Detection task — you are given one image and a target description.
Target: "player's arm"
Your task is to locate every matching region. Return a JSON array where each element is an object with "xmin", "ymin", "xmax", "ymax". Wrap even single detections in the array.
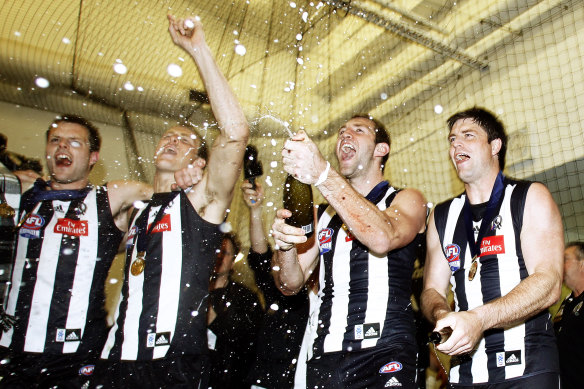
[
  {"xmin": 421, "ymin": 209, "xmax": 453, "ymax": 324},
  {"xmin": 168, "ymin": 15, "xmax": 249, "ymax": 224},
  {"xmin": 106, "ymin": 180, "xmax": 153, "ymax": 231},
  {"xmin": 320, "ymin": 177, "xmax": 427, "ymax": 255},
  {"xmin": 271, "ymin": 208, "xmax": 320, "ymax": 295}
]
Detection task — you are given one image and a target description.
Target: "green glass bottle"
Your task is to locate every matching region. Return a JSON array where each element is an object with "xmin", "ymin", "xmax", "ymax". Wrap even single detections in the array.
[{"xmin": 283, "ymin": 174, "xmax": 314, "ymax": 238}]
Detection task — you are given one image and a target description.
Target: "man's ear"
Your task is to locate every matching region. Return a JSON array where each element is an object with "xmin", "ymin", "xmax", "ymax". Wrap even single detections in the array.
[
  {"xmin": 374, "ymin": 143, "xmax": 390, "ymax": 158},
  {"xmin": 89, "ymin": 151, "xmax": 99, "ymax": 167},
  {"xmin": 491, "ymin": 138, "xmax": 502, "ymax": 157}
]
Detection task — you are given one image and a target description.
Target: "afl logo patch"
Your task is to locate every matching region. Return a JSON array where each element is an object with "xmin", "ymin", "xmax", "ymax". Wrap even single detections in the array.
[
  {"xmin": 19, "ymin": 214, "xmax": 45, "ymax": 239},
  {"xmin": 318, "ymin": 228, "xmax": 333, "ymax": 254},
  {"xmin": 379, "ymin": 361, "xmax": 402, "ymax": 374},
  {"xmin": 444, "ymin": 243, "xmax": 461, "ymax": 272},
  {"xmin": 78, "ymin": 365, "xmax": 95, "ymax": 376}
]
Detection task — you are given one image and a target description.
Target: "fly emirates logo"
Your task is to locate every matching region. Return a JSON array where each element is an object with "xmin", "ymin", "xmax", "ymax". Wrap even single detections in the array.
[
  {"xmin": 54, "ymin": 218, "xmax": 89, "ymax": 236},
  {"xmin": 479, "ymin": 235, "xmax": 505, "ymax": 257}
]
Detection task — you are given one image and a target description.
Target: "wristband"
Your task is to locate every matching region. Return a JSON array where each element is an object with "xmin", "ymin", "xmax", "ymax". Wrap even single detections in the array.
[{"xmin": 314, "ymin": 161, "xmax": 330, "ymax": 186}]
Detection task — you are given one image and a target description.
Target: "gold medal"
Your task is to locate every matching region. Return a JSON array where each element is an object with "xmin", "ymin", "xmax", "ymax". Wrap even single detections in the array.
[
  {"xmin": 130, "ymin": 252, "xmax": 146, "ymax": 276},
  {"xmin": 468, "ymin": 256, "xmax": 478, "ymax": 281},
  {"xmin": 0, "ymin": 203, "xmax": 15, "ymax": 219}
]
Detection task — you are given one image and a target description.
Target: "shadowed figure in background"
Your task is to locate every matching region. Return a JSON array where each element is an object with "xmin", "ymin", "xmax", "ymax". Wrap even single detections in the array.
[{"xmin": 207, "ymin": 232, "xmax": 263, "ymax": 389}]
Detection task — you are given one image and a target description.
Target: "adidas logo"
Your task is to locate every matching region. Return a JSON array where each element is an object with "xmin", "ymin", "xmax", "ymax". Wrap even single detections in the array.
[
  {"xmin": 156, "ymin": 334, "xmax": 169, "ymax": 345},
  {"xmin": 385, "ymin": 377, "xmax": 402, "ymax": 387},
  {"xmin": 66, "ymin": 331, "xmax": 80, "ymax": 341},
  {"xmin": 365, "ymin": 327, "xmax": 378, "ymax": 337},
  {"xmin": 506, "ymin": 354, "xmax": 519, "ymax": 363}
]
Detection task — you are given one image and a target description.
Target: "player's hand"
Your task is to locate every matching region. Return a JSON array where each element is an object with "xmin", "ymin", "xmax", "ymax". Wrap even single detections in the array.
[
  {"xmin": 172, "ymin": 158, "xmax": 206, "ymax": 191},
  {"xmin": 167, "ymin": 14, "xmax": 206, "ymax": 53},
  {"xmin": 271, "ymin": 208, "xmax": 308, "ymax": 251},
  {"xmin": 241, "ymin": 180, "xmax": 264, "ymax": 209},
  {"xmin": 282, "ymin": 130, "xmax": 327, "ymax": 185},
  {"xmin": 435, "ymin": 311, "xmax": 484, "ymax": 355}
]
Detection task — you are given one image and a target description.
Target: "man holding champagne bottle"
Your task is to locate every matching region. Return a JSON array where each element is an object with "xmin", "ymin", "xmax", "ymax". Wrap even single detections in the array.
[{"xmin": 271, "ymin": 114, "xmax": 427, "ymax": 389}]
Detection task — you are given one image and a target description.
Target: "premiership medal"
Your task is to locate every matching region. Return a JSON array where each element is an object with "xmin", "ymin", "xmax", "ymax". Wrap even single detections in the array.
[
  {"xmin": 131, "ymin": 252, "xmax": 146, "ymax": 276},
  {"xmin": 0, "ymin": 203, "xmax": 15, "ymax": 219},
  {"xmin": 468, "ymin": 256, "xmax": 478, "ymax": 281}
]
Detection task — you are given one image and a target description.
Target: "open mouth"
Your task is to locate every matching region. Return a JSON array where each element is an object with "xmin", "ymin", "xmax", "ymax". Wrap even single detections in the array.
[
  {"xmin": 455, "ymin": 153, "xmax": 470, "ymax": 162},
  {"xmin": 340, "ymin": 142, "xmax": 356, "ymax": 160},
  {"xmin": 55, "ymin": 153, "xmax": 72, "ymax": 167}
]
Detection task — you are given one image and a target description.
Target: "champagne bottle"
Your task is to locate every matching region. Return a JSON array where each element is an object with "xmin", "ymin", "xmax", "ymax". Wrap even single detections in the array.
[
  {"xmin": 283, "ymin": 174, "xmax": 314, "ymax": 238},
  {"xmin": 243, "ymin": 145, "xmax": 263, "ymax": 190},
  {"xmin": 428, "ymin": 327, "xmax": 453, "ymax": 345}
]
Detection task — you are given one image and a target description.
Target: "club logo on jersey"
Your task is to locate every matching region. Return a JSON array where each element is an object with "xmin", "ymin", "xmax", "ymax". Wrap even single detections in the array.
[
  {"xmin": 54, "ymin": 218, "xmax": 88, "ymax": 236},
  {"xmin": 147, "ymin": 331, "xmax": 171, "ymax": 347},
  {"xmin": 496, "ymin": 350, "xmax": 522, "ymax": 367},
  {"xmin": 56, "ymin": 328, "xmax": 81, "ymax": 342},
  {"xmin": 354, "ymin": 323, "xmax": 380, "ymax": 340},
  {"xmin": 444, "ymin": 243, "xmax": 461, "ymax": 272},
  {"xmin": 19, "ymin": 214, "xmax": 45, "ymax": 239},
  {"xmin": 148, "ymin": 214, "xmax": 171, "ymax": 234},
  {"xmin": 479, "ymin": 235, "xmax": 505, "ymax": 257},
  {"xmin": 491, "ymin": 215, "xmax": 502, "ymax": 231},
  {"xmin": 75, "ymin": 203, "xmax": 87, "ymax": 216},
  {"xmin": 380, "ymin": 361, "xmax": 402, "ymax": 374},
  {"xmin": 318, "ymin": 228, "xmax": 333, "ymax": 254},
  {"xmin": 78, "ymin": 365, "xmax": 95, "ymax": 376}
]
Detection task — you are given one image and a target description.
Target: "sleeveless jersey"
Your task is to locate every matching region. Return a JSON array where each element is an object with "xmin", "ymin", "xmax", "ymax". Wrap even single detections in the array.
[
  {"xmin": 310, "ymin": 181, "xmax": 422, "ymax": 357},
  {"xmin": 433, "ymin": 178, "xmax": 559, "ymax": 385},
  {"xmin": 0, "ymin": 185, "xmax": 122, "ymax": 355},
  {"xmin": 101, "ymin": 191, "xmax": 222, "ymax": 361}
]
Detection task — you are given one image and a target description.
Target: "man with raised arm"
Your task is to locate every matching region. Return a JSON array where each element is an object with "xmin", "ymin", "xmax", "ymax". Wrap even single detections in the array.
[
  {"xmin": 271, "ymin": 115, "xmax": 427, "ymax": 389},
  {"xmin": 0, "ymin": 115, "xmax": 152, "ymax": 388},
  {"xmin": 97, "ymin": 14, "xmax": 249, "ymax": 388},
  {"xmin": 421, "ymin": 107, "xmax": 563, "ymax": 388}
]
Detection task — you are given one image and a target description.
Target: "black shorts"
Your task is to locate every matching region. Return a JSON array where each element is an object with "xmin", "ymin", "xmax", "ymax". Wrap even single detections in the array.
[
  {"xmin": 307, "ymin": 343, "xmax": 418, "ymax": 389},
  {"xmin": 92, "ymin": 354, "xmax": 208, "ymax": 389},
  {"xmin": 449, "ymin": 372, "xmax": 560, "ymax": 389},
  {"xmin": 0, "ymin": 350, "xmax": 98, "ymax": 389}
]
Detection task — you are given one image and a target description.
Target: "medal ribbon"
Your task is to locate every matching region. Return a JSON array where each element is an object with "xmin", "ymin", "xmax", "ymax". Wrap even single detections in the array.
[
  {"xmin": 462, "ymin": 172, "xmax": 505, "ymax": 261},
  {"xmin": 22, "ymin": 179, "xmax": 93, "ymax": 212}
]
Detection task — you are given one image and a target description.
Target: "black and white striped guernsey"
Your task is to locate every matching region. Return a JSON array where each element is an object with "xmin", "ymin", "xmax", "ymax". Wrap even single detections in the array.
[
  {"xmin": 309, "ymin": 181, "xmax": 423, "ymax": 358},
  {"xmin": 101, "ymin": 190, "xmax": 222, "ymax": 361},
  {"xmin": 0, "ymin": 185, "xmax": 122, "ymax": 355},
  {"xmin": 433, "ymin": 177, "xmax": 559, "ymax": 385}
]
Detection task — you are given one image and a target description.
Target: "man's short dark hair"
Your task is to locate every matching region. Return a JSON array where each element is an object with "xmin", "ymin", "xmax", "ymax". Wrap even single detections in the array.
[
  {"xmin": 222, "ymin": 232, "xmax": 241, "ymax": 257},
  {"xmin": 447, "ymin": 107, "xmax": 508, "ymax": 170},
  {"xmin": 566, "ymin": 242, "xmax": 584, "ymax": 261},
  {"xmin": 47, "ymin": 114, "xmax": 101, "ymax": 153},
  {"xmin": 350, "ymin": 114, "xmax": 391, "ymax": 172}
]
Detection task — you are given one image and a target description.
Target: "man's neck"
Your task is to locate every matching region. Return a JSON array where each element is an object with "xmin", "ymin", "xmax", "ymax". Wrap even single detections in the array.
[
  {"xmin": 49, "ymin": 179, "xmax": 90, "ymax": 191},
  {"xmin": 573, "ymin": 282, "xmax": 584, "ymax": 298},
  {"xmin": 464, "ymin": 169, "xmax": 501, "ymax": 204},
  {"xmin": 153, "ymin": 171, "xmax": 175, "ymax": 193},
  {"xmin": 347, "ymin": 169, "xmax": 385, "ymax": 197}
]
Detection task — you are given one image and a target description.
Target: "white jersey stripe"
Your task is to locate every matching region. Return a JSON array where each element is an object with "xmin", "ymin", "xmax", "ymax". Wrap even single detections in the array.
[
  {"xmin": 323, "ymin": 224, "xmax": 350, "ymax": 353},
  {"xmin": 121, "ymin": 229, "xmax": 148, "ymax": 360},
  {"xmin": 154, "ymin": 203, "xmax": 182, "ymax": 359},
  {"xmin": 25, "ymin": 210, "xmax": 62, "ymax": 352},
  {"xmin": 63, "ymin": 194, "xmax": 99, "ymax": 353}
]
